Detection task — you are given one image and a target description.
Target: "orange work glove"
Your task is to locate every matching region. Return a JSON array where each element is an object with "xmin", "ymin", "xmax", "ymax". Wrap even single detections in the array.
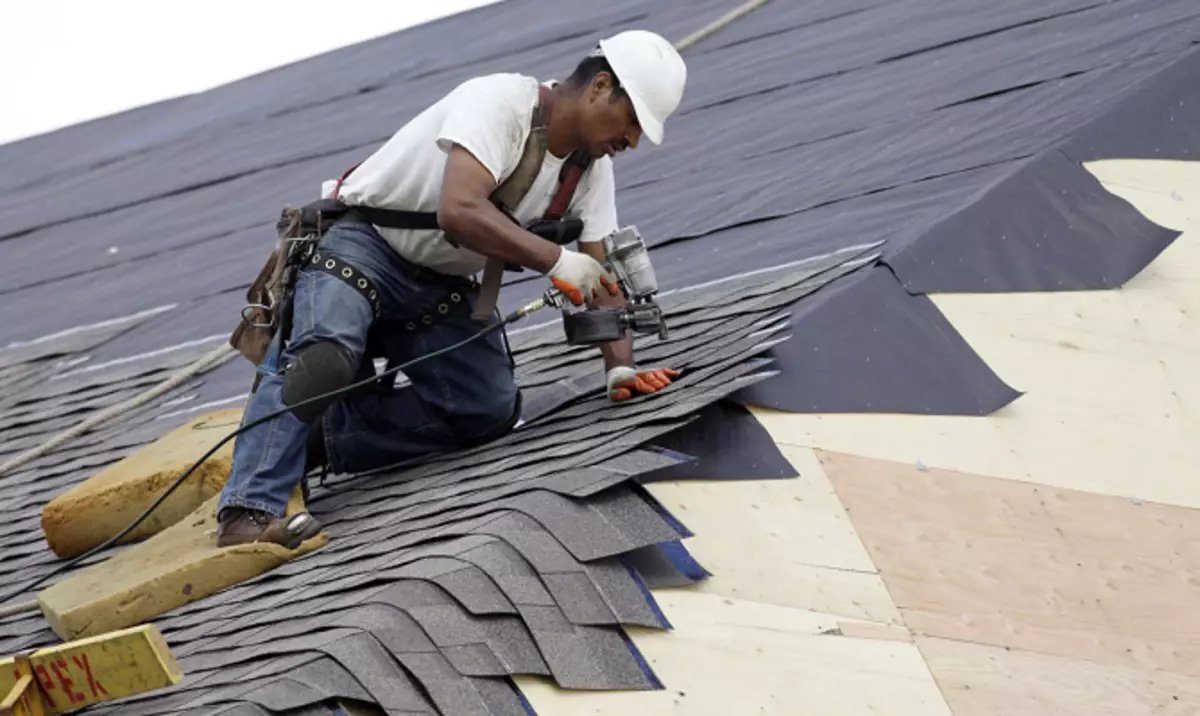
[{"xmin": 606, "ymin": 366, "xmax": 682, "ymax": 402}]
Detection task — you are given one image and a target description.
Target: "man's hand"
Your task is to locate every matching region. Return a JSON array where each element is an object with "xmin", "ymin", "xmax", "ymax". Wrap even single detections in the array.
[
  {"xmin": 547, "ymin": 248, "xmax": 620, "ymax": 306},
  {"xmin": 606, "ymin": 366, "xmax": 681, "ymax": 402}
]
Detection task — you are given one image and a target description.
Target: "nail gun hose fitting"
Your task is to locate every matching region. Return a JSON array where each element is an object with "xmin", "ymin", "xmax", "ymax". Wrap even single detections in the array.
[{"xmin": 0, "ymin": 299, "xmax": 549, "ymax": 609}]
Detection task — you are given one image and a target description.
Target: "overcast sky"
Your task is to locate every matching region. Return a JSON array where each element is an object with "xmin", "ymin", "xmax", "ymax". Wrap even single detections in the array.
[{"xmin": 0, "ymin": 0, "xmax": 499, "ymax": 147}]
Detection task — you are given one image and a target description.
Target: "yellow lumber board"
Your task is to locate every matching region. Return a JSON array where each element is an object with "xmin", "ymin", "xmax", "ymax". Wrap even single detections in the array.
[
  {"xmin": 0, "ymin": 625, "xmax": 181, "ymax": 714},
  {"xmin": 40, "ymin": 409, "xmax": 243, "ymax": 558},
  {"xmin": 37, "ymin": 489, "xmax": 325, "ymax": 641},
  {"xmin": 643, "ymin": 445, "xmax": 902, "ymax": 625}
]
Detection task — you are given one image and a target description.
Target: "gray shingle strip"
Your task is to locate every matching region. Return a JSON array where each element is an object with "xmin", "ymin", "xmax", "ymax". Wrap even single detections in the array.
[
  {"xmin": 520, "ymin": 332, "xmax": 786, "ymax": 431},
  {"xmin": 4, "ymin": 448, "xmax": 131, "ymax": 494},
  {"xmin": 157, "ymin": 655, "xmax": 383, "ymax": 715},
  {"xmin": 0, "ymin": 514, "xmax": 51, "ymax": 542},
  {"xmin": 347, "ymin": 342, "xmax": 773, "ymax": 502},
  {"xmin": 453, "ymin": 539, "xmax": 665, "ymax": 630},
  {"xmin": 0, "ymin": 314, "xmax": 155, "ymax": 371},
  {"xmin": 514, "ymin": 304, "xmax": 789, "ymax": 391},
  {"xmin": 159, "ymin": 535, "xmax": 505, "ymax": 629},
  {"xmin": 184, "ymin": 563, "xmax": 513, "ymax": 652},
  {"xmin": 186, "ymin": 603, "xmax": 504, "ymax": 716},
  {"xmin": 447, "ymin": 311, "xmax": 785, "ymax": 466},
  {"xmin": 319, "ymin": 423, "xmax": 679, "ymax": 526},
  {"xmin": 324, "ymin": 484, "xmax": 681, "ymax": 565},
  {"xmin": 7, "ymin": 366, "xmax": 169, "ymax": 411},
  {"xmin": 514, "ymin": 604, "xmax": 661, "ymax": 690},
  {"xmin": 260, "ymin": 509, "xmax": 673, "ymax": 637},
  {"xmin": 511, "ymin": 299, "xmax": 787, "ymax": 386},
  {"xmin": 506, "ymin": 241, "xmax": 872, "ymax": 360},
  {"xmin": 166, "ymin": 567, "xmax": 542, "ymax": 680},
  {"xmin": 471, "ymin": 677, "xmax": 537, "ymax": 716},
  {"xmin": 33, "ymin": 341, "xmax": 222, "ymax": 396},
  {"xmin": 313, "ymin": 448, "xmax": 688, "ymax": 529},
  {"xmin": 306, "ymin": 581, "xmax": 548, "ymax": 677},
  {"xmin": 177, "ymin": 628, "xmax": 438, "ymax": 713}
]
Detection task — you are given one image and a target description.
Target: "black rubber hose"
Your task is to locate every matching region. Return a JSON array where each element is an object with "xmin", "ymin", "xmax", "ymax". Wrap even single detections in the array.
[{"xmin": 0, "ymin": 307, "xmax": 531, "ymax": 608}]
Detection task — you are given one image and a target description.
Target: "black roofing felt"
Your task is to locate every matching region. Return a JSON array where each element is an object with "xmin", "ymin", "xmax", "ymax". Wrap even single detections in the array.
[{"xmin": 0, "ymin": 0, "xmax": 1197, "ymax": 713}]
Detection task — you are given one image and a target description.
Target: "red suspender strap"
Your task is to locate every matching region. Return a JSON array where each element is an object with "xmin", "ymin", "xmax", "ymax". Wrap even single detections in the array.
[
  {"xmin": 331, "ymin": 162, "xmax": 361, "ymax": 200},
  {"xmin": 544, "ymin": 152, "xmax": 589, "ymax": 222}
]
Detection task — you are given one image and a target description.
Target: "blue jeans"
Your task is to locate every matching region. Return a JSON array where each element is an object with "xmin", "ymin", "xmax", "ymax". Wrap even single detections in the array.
[{"xmin": 218, "ymin": 217, "xmax": 521, "ymax": 517}]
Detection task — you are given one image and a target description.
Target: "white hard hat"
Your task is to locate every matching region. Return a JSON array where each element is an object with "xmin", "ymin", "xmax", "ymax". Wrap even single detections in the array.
[{"xmin": 595, "ymin": 30, "xmax": 687, "ymax": 145}]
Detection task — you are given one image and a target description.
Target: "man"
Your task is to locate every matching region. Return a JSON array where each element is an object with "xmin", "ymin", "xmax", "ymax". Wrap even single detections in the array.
[{"xmin": 216, "ymin": 30, "xmax": 688, "ymax": 547}]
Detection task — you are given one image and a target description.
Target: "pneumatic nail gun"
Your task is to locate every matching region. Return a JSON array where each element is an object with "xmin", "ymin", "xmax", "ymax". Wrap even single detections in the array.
[{"xmin": 543, "ymin": 225, "xmax": 669, "ymax": 346}]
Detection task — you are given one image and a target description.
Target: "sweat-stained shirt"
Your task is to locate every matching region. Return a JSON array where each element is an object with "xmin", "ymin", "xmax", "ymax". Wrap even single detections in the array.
[{"xmin": 324, "ymin": 73, "xmax": 619, "ymax": 278}]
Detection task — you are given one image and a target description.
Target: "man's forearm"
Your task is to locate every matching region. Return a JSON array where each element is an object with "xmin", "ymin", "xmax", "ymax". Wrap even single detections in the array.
[
  {"xmin": 438, "ymin": 198, "xmax": 560, "ymax": 273},
  {"xmin": 590, "ymin": 280, "xmax": 636, "ymax": 371}
]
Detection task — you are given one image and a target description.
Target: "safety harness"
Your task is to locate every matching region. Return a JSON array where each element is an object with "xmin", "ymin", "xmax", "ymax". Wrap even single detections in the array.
[{"xmin": 229, "ymin": 84, "xmax": 592, "ymax": 368}]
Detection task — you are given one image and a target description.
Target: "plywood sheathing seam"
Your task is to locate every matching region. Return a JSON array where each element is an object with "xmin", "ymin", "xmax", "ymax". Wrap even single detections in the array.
[{"xmin": 820, "ymin": 450, "xmax": 1200, "ymax": 713}]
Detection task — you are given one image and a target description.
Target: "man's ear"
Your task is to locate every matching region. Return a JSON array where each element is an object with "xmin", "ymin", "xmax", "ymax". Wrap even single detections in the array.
[{"xmin": 590, "ymin": 71, "xmax": 615, "ymax": 101}]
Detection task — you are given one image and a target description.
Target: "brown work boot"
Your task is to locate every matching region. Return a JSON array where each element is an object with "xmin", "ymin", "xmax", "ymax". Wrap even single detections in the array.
[{"xmin": 216, "ymin": 507, "xmax": 323, "ymax": 549}]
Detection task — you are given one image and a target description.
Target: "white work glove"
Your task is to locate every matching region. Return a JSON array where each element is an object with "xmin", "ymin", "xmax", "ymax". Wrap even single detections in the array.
[
  {"xmin": 606, "ymin": 366, "xmax": 682, "ymax": 402},
  {"xmin": 547, "ymin": 247, "xmax": 619, "ymax": 306}
]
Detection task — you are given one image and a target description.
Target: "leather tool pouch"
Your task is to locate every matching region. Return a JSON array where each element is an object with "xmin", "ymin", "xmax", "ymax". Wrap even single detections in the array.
[{"xmin": 229, "ymin": 205, "xmax": 330, "ymax": 366}]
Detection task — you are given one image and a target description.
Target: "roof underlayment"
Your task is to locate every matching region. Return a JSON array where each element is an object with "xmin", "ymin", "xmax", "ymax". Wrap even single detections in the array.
[{"xmin": 0, "ymin": 0, "xmax": 1197, "ymax": 714}]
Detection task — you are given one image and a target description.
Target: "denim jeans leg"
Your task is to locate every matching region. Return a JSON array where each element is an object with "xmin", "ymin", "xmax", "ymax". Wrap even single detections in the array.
[
  {"xmin": 218, "ymin": 250, "xmax": 375, "ymax": 517},
  {"xmin": 323, "ymin": 280, "xmax": 520, "ymax": 475}
]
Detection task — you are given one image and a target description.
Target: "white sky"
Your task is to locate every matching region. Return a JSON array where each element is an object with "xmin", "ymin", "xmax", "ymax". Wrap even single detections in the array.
[{"xmin": 0, "ymin": 0, "xmax": 500, "ymax": 147}]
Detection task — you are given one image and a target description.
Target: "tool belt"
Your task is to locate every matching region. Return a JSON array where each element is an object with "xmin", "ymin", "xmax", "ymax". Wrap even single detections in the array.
[{"xmin": 229, "ymin": 83, "xmax": 591, "ymax": 368}]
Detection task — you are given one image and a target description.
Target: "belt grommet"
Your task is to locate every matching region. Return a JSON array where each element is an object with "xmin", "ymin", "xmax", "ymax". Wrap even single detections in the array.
[
  {"xmin": 357, "ymin": 278, "xmax": 367, "ymax": 289},
  {"xmin": 422, "ymin": 315, "xmax": 433, "ymax": 325},
  {"xmin": 325, "ymin": 259, "xmax": 336, "ymax": 270},
  {"xmin": 341, "ymin": 267, "xmax": 352, "ymax": 278},
  {"xmin": 369, "ymin": 290, "xmax": 377, "ymax": 301},
  {"xmin": 406, "ymin": 322, "xmax": 416, "ymax": 331},
  {"xmin": 450, "ymin": 292, "xmax": 461, "ymax": 303},
  {"xmin": 311, "ymin": 253, "xmax": 320, "ymax": 264},
  {"xmin": 437, "ymin": 303, "xmax": 448, "ymax": 314}
]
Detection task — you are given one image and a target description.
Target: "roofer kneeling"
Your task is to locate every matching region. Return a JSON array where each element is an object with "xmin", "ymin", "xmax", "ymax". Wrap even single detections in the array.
[{"xmin": 217, "ymin": 31, "xmax": 688, "ymax": 547}]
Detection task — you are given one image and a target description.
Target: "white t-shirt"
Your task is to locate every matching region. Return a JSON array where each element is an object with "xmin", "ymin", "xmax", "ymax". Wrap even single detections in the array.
[{"xmin": 323, "ymin": 73, "xmax": 618, "ymax": 277}]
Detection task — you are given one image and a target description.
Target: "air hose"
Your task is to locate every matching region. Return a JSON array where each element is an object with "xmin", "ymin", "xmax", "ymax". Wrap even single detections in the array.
[{"xmin": 0, "ymin": 295, "xmax": 552, "ymax": 613}]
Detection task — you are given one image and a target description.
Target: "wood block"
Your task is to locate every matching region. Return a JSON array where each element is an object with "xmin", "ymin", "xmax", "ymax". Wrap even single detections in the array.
[
  {"xmin": 821, "ymin": 450, "xmax": 1200, "ymax": 677},
  {"xmin": 516, "ymin": 590, "xmax": 953, "ymax": 716},
  {"xmin": 0, "ymin": 624, "xmax": 182, "ymax": 713},
  {"xmin": 37, "ymin": 488, "xmax": 326, "ymax": 642},
  {"xmin": 919, "ymin": 636, "xmax": 1200, "ymax": 716},
  {"xmin": 41, "ymin": 409, "xmax": 243, "ymax": 558}
]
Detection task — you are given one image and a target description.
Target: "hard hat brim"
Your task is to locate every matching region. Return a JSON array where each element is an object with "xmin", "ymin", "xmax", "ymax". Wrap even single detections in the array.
[
  {"xmin": 626, "ymin": 89, "xmax": 664, "ymax": 145},
  {"xmin": 598, "ymin": 37, "xmax": 665, "ymax": 145}
]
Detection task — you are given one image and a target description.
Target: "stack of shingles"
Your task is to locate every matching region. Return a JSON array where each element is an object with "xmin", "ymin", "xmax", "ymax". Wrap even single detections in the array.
[{"xmin": 77, "ymin": 245, "xmax": 878, "ymax": 716}]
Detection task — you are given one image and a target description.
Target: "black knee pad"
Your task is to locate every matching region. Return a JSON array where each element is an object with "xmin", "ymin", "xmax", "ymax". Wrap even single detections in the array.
[{"xmin": 281, "ymin": 341, "xmax": 357, "ymax": 423}]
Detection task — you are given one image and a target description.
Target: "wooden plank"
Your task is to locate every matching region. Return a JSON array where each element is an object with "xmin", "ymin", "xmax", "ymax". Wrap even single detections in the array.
[
  {"xmin": 644, "ymin": 444, "xmax": 903, "ymax": 625},
  {"xmin": 516, "ymin": 590, "xmax": 953, "ymax": 716},
  {"xmin": 0, "ymin": 625, "xmax": 181, "ymax": 714},
  {"xmin": 918, "ymin": 636, "xmax": 1200, "ymax": 716},
  {"xmin": 820, "ymin": 450, "xmax": 1200, "ymax": 677},
  {"xmin": 38, "ymin": 490, "xmax": 326, "ymax": 641},
  {"xmin": 40, "ymin": 409, "xmax": 243, "ymax": 558}
]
